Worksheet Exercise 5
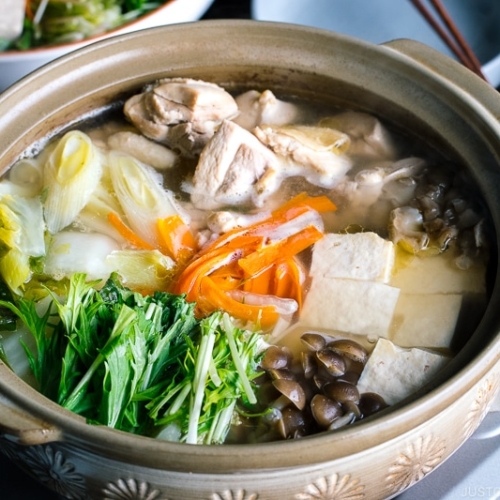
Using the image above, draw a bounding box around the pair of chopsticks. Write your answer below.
[409,0,488,82]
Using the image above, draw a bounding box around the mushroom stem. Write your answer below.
[328,411,357,430]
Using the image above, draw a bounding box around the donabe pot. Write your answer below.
[1,20,500,500]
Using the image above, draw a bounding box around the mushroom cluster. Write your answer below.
[232,333,387,443]
[411,167,488,266]
[388,164,488,267]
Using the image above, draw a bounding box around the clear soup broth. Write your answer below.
[0,78,490,444]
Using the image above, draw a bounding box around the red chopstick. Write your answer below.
[409,0,488,81]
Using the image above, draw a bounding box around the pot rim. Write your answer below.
[1,19,500,473]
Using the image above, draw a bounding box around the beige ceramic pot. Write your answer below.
[1,20,500,500]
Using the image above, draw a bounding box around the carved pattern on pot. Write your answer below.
[209,490,259,500]
[15,444,87,500]
[103,478,161,500]
[386,435,445,495]
[463,376,500,440]
[294,473,364,500]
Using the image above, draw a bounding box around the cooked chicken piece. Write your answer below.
[319,111,396,159]
[233,89,301,130]
[108,131,179,170]
[123,78,239,156]
[253,124,352,189]
[188,120,281,210]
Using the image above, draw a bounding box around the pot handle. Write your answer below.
[0,398,62,446]
[382,39,500,115]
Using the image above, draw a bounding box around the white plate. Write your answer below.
[253,0,500,87]
[0,0,215,92]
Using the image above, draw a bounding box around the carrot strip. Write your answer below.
[271,193,337,216]
[302,195,337,213]
[242,265,274,295]
[107,212,155,250]
[209,274,241,292]
[198,193,334,256]
[172,195,335,326]
[273,258,305,308]
[238,225,323,277]
[210,262,244,291]
[174,247,244,300]
[175,235,263,295]
[199,206,309,255]
[25,1,34,20]
[224,234,265,250]
[157,215,197,261]
[199,277,279,328]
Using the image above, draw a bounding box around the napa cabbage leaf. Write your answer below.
[43,130,103,234]
[0,194,45,293]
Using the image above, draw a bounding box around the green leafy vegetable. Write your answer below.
[153,311,263,444]
[1,1,164,51]
[0,272,264,444]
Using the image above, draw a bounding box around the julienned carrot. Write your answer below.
[107,212,155,250]
[199,277,279,328]
[157,215,197,262]
[173,194,336,327]
[272,193,337,216]
[175,247,248,301]
[273,258,305,308]
[199,194,335,256]
[238,225,323,277]
[175,236,264,294]
[242,265,274,295]
[210,261,244,291]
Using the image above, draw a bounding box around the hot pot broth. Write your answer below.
[0,78,490,444]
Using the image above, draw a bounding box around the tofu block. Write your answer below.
[390,293,462,349]
[300,275,400,337]
[390,253,486,294]
[357,338,450,405]
[310,232,394,283]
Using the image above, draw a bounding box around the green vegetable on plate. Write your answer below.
[0,0,164,51]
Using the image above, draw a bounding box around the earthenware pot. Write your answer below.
[1,20,500,500]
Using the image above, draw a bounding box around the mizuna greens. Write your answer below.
[0,273,264,444]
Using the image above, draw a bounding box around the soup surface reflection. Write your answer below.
[0,78,490,444]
